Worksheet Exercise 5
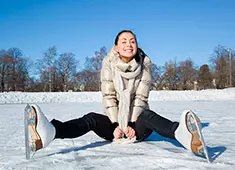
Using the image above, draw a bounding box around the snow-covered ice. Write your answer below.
[0,88,235,169]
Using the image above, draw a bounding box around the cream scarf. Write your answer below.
[113,56,142,143]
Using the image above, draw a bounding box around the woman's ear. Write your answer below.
[114,45,119,52]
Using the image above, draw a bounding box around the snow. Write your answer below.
[1,88,235,104]
[0,88,235,169]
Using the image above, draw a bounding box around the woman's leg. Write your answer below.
[51,112,115,141]
[135,109,179,141]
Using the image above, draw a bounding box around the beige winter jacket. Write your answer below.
[101,47,152,125]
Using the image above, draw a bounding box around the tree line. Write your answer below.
[0,45,234,92]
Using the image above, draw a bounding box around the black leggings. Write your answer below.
[51,109,179,141]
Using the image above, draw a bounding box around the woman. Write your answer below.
[26,30,207,159]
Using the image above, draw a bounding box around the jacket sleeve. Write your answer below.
[130,56,152,122]
[101,56,118,123]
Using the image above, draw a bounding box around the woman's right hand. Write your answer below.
[113,126,123,139]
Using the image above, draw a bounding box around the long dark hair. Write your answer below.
[114,30,137,45]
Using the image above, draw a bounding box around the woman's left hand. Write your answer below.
[125,126,136,139]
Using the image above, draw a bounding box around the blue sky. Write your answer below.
[1,0,235,71]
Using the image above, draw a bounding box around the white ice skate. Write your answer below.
[175,110,210,162]
[24,104,55,159]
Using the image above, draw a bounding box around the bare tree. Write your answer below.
[15,57,29,91]
[198,64,213,89]
[178,58,198,90]
[0,48,30,92]
[163,59,180,90]
[85,47,106,72]
[151,63,164,90]
[38,46,57,92]
[7,48,23,91]
[0,50,11,92]
[82,46,107,91]
[210,45,231,88]
[56,52,78,91]
[75,70,100,91]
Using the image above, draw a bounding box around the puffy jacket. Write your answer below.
[101,47,152,124]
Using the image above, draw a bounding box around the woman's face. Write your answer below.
[114,32,138,62]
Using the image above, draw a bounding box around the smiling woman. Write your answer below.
[24,30,209,162]
[114,30,138,63]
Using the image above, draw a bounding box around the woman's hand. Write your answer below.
[125,126,136,139]
[113,126,123,139]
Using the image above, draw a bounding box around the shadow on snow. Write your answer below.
[145,122,226,162]
[47,122,226,163]
[47,141,110,157]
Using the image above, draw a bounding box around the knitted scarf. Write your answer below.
[113,56,142,143]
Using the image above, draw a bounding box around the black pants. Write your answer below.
[51,109,179,141]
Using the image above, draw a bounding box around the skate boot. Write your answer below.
[175,110,210,162]
[24,104,55,159]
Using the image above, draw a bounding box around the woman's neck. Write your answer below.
[120,56,134,63]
